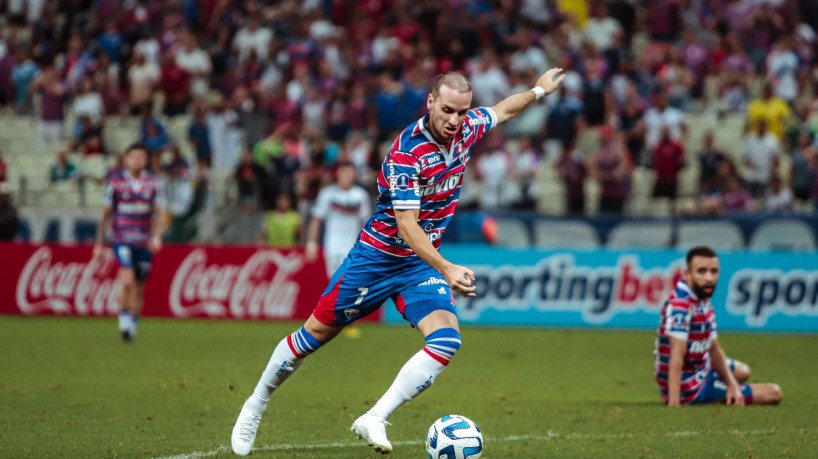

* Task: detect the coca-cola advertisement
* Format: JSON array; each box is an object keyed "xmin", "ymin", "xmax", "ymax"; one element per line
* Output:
[{"xmin": 0, "ymin": 243, "xmax": 380, "ymax": 322}]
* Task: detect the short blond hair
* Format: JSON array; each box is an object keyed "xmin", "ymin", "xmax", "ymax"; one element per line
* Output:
[{"xmin": 432, "ymin": 72, "xmax": 472, "ymax": 96}]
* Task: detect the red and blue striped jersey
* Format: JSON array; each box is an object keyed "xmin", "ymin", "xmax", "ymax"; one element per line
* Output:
[
  {"xmin": 104, "ymin": 170, "xmax": 164, "ymax": 246},
  {"xmin": 359, "ymin": 107, "xmax": 498, "ymax": 257},
  {"xmin": 654, "ymin": 280, "xmax": 718, "ymax": 403}
]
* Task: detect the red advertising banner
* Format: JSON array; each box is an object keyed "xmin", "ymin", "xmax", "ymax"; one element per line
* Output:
[{"xmin": 0, "ymin": 243, "xmax": 377, "ymax": 322}]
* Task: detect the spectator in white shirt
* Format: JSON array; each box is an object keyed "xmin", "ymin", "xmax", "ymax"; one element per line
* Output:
[
  {"xmin": 468, "ymin": 51, "xmax": 511, "ymax": 108},
  {"xmin": 127, "ymin": 51, "xmax": 160, "ymax": 113},
  {"xmin": 643, "ymin": 90, "xmax": 686, "ymax": 150},
  {"xmin": 175, "ymin": 30, "xmax": 212, "ymax": 100},
  {"xmin": 742, "ymin": 119, "xmax": 780, "ymax": 199},
  {"xmin": 584, "ymin": 2, "xmax": 622, "ymax": 52},
  {"xmin": 233, "ymin": 17, "xmax": 273, "ymax": 64}
]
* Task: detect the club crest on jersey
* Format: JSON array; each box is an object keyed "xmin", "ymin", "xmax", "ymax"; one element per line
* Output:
[
  {"xmin": 437, "ymin": 287, "xmax": 446, "ymax": 294},
  {"xmin": 344, "ymin": 308, "xmax": 360, "ymax": 320}
]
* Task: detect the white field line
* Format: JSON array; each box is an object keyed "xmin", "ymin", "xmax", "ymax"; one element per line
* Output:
[{"xmin": 155, "ymin": 427, "xmax": 806, "ymax": 459}]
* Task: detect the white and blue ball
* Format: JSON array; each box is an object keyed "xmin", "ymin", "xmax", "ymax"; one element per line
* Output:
[{"xmin": 425, "ymin": 414, "xmax": 483, "ymax": 459}]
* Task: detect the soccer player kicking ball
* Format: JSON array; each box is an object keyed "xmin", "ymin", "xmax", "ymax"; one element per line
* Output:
[
  {"xmin": 655, "ymin": 246, "xmax": 783, "ymax": 406},
  {"xmin": 94, "ymin": 143, "xmax": 164, "ymax": 342},
  {"xmin": 231, "ymin": 68, "xmax": 566, "ymax": 455}
]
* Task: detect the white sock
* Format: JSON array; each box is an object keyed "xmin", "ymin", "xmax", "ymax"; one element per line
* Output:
[
  {"xmin": 367, "ymin": 349, "xmax": 446, "ymax": 420},
  {"xmin": 118, "ymin": 311, "xmax": 131, "ymax": 332},
  {"xmin": 246, "ymin": 337, "xmax": 304, "ymax": 413}
]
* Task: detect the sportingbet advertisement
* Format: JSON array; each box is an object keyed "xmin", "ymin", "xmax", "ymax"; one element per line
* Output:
[{"xmin": 383, "ymin": 246, "xmax": 818, "ymax": 332}]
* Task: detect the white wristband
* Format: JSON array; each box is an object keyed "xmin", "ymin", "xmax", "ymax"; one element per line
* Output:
[{"xmin": 531, "ymin": 86, "xmax": 546, "ymax": 100}]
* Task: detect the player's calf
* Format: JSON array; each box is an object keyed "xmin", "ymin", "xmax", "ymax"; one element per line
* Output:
[{"xmin": 749, "ymin": 383, "xmax": 783, "ymax": 405}]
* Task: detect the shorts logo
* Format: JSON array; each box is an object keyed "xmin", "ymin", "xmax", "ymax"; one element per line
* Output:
[
  {"xmin": 438, "ymin": 287, "xmax": 446, "ymax": 295},
  {"xmin": 418, "ymin": 276, "xmax": 446, "ymax": 286},
  {"xmin": 344, "ymin": 308, "xmax": 360, "ymax": 320}
]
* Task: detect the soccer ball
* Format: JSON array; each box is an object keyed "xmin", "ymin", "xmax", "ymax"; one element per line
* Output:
[{"xmin": 425, "ymin": 414, "xmax": 483, "ymax": 459}]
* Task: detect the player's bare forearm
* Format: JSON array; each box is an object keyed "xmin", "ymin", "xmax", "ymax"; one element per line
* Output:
[
  {"xmin": 667, "ymin": 336, "xmax": 686, "ymax": 406},
  {"xmin": 306, "ymin": 217, "xmax": 322, "ymax": 246},
  {"xmin": 710, "ymin": 339, "xmax": 739, "ymax": 387},
  {"xmin": 395, "ymin": 209, "xmax": 475, "ymax": 297},
  {"xmin": 395, "ymin": 209, "xmax": 451, "ymax": 273},
  {"xmin": 492, "ymin": 67, "xmax": 565, "ymax": 124},
  {"xmin": 491, "ymin": 90, "xmax": 537, "ymax": 125},
  {"xmin": 95, "ymin": 207, "xmax": 113, "ymax": 246},
  {"xmin": 151, "ymin": 206, "xmax": 166, "ymax": 240}
]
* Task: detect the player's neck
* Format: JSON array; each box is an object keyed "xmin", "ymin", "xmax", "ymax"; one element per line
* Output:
[
  {"xmin": 426, "ymin": 117, "xmax": 449, "ymax": 145},
  {"xmin": 128, "ymin": 169, "xmax": 143, "ymax": 179}
]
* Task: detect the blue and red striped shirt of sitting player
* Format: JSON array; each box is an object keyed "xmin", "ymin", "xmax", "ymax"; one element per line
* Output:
[{"xmin": 654, "ymin": 280, "xmax": 753, "ymax": 404}]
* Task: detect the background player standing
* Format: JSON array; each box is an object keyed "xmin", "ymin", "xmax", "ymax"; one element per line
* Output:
[
  {"xmin": 305, "ymin": 162, "xmax": 371, "ymax": 277},
  {"xmin": 231, "ymin": 68, "xmax": 565, "ymax": 455},
  {"xmin": 654, "ymin": 246, "xmax": 783, "ymax": 406},
  {"xmin": 93, "ymin": 143, "xmax": 164, "ymax": 342}
]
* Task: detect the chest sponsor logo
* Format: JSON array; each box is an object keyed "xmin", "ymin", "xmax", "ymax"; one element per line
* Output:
[{"xmin": 421, "ymin": 173, "xmax": 462, "ymax": 197}]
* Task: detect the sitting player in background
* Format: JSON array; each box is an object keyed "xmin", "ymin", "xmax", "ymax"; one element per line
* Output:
[
  {"xmin": 231, "ymin": 68, "xmax": 566, "ymax": 456},
  {"xmin": 654, "ymin": 246, "xmax": 783, "ymax": 406},
  {"xmin": 93, "ymin": 144, "xmax": 164, "ymax": 342},
  {"xmin": 305, "ymin": 162, "xmax": 371, "ymax": 277}
]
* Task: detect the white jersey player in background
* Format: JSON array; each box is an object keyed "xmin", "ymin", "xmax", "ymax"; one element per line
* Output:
[{"xmin": 305, "ymin": 162, "xmax": 371, "ymax": 276}]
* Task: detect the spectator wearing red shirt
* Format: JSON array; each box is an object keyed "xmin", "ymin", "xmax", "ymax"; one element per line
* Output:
[
  {"xmin": 160, "ymin": 49, "xmax": 191, "ymax": 117},
  {"xmin": 652, "ymin": 125, "xmax": 686, "ymax": 212}
]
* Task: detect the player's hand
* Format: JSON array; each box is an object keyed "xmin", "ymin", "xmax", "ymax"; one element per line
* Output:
[
  {"xmin": 305, "ymin": 241, "xmax": 318, "ymax": 262},
  {"xmin": 535, "ymin": 68, "xmax": 566, "ymax": 95},
  {"xmin": 444, "ymin": 264, "xmax": 476, "ymax": 298},
  {"xmin": 725, "ymin": 385, "xmax": 745, "ymax": 406},
  {"xmin": 92, "ymin": 244, "xmax": 105, "ymax": 261},
  {"xmin": 148, "ymin": 235, "xmax": 162, "ymax": 254}
]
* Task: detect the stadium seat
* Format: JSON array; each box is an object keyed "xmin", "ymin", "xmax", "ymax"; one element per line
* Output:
[
  {"xmin": 607, "ymin": 220, "xmax": 672, "ymax": 249},
  {"xmin": 748, "ymin": 220, "xmax": 817, "ymax": 252},
  {"xmin": 493, "ymin": 218, "xmax": 531, "ymax": 248},
  {"xmin": 676, "ymin": 220, "xmax": 745, "ymax": 251},
  {"xmin": 533, "ymin": 220, "xmax": 599, "ymax": 249}
]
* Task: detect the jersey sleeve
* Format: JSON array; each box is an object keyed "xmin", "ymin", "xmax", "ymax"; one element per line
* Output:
[
  {"xmin": 386, "ymin": 151, "xmax": 421, "ymax": 210},
  {"xmin": 465, "ymin": 107, "xmax": 498, "ymax": 143},
  {"xmin": 664, "ymin": 299, "xmax": 691, "ymax": 340}
]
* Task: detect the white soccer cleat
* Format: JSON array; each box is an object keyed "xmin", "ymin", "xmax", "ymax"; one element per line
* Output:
[
  {"xmin": 351, "ymin": 413, "xmax": 393, "ymax": 454},
  {"xmin": 231, "ymin": 401, "xmax": 263, "ymax": 456}
]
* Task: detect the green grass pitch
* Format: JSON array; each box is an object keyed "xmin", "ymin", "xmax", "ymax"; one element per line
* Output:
[{"xmin": 1, "ymin": 316, "xmax": 816, "ymax": 458}]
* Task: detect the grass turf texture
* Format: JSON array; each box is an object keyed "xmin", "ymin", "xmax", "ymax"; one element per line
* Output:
[{"xmin": 0, "ymin": 316, "xmax": 816, "ymax": 458}]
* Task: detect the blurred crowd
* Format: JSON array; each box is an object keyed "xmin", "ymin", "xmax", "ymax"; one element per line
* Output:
[{"xmin": 1, "ymin": 0, "xmax": 818, "ymax": 244}]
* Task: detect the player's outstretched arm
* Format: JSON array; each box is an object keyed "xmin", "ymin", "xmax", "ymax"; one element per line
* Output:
[
  {"xmin": 394, "ymin": 209, "xmax": 475, "ymax": 298},
  {"xmin": 491, "ymin": 67, "xmax": 565, "ymax": 125}
]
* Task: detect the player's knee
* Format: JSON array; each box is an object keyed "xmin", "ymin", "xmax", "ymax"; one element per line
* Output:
[
  {"xmin": 735, "ymin": 362, "xmax": 751, "ymax": 382},
  {"xmin": 424, "ymin": 328, "xmax": 461, "ymax": 365}
]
